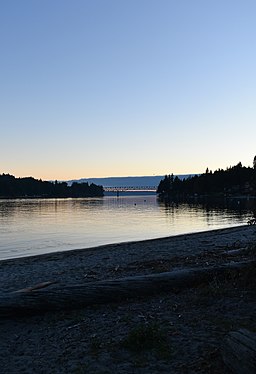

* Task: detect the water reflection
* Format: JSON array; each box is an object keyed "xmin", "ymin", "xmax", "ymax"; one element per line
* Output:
[
  {"xmin": 0, "ymin": 197, "xmax": 104, "ymax": 218},
  {"xmin": 0, "ymin": 196, "xmax": 254, "ymax": 260},
  {"xmin": 157, "ymin": 197, "xmax": 256, "ymax": 228}
]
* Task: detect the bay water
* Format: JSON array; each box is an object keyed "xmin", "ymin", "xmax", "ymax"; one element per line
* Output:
[{"xmin": 0, "ymin": 195, "xmax": 254, "ymax": 260}]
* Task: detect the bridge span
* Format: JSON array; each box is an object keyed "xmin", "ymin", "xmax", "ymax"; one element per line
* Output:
[{"xmin": 104, "ymin": 186, "xmax": 157, "ymax": 192}]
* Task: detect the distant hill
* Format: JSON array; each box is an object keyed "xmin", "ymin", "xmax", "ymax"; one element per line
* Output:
[{"xmin": 66, "ymin": 175, "xmax": 195, "ymax": 188}]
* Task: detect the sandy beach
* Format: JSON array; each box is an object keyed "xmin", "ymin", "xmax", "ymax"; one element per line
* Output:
[{"xmin": 1, "ymin": 225, "xmax": 256, "ymax": 373}]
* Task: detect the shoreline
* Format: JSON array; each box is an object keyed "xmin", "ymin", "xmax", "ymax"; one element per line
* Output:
[
  {"xmin": 1, "ymin": 225, "xmax": 256, "ymax": 373},
  {"xmin": 0, "ymin": 224, "xmax": 251, "ymax": 265},
  {"xmin": 1, "ymin": 225, "xmax": 255, "ymax": 292}
]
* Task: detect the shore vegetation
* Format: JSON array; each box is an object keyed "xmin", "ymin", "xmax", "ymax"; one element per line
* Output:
[
  {"xmin": 157, "ymin": 156, "xmax": 256, "ymax": 199},
  {"xmin": 0, "ymin": 174, "xmax": 104, "ymax": 198}
]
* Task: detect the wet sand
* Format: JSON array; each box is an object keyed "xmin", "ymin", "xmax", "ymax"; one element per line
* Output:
[{"xmin": 0, "ymin": 225, "xmax": 256, "ymax": 373}]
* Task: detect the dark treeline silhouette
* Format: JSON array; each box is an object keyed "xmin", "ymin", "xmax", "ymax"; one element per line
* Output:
[
  {"xmin": 157, "ymin": 157, "xmax": 256, "ymax": 199},
  {"xmin": 0, "ymin": 174, "xmax": 104, "ymax": 198}
]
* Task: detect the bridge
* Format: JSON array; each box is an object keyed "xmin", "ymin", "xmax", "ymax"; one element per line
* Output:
[{"xmin": 104, "ymin": 186, "xmax": 157, "ymax": 192}]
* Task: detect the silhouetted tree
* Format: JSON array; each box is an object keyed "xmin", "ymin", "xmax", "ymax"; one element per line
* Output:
[
  {"xmin": 157, "ymin": 174, "xmax": 174, "ymax": 198},
  {"xmin": 252, "ymin": 156, "xmax": 256, "ymax": 195},
  {"xmin": 253, "ymin": 155, "xmax": 256, "ymax": 170}
]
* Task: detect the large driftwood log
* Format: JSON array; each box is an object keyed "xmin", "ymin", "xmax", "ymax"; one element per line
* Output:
[
  {"xmin": 0, "ymin": 260, "xmax": 254, "ymax": 317},
  {"xmin": 222, "ymin": 329, "xmax": 256, "ymax": 374}
]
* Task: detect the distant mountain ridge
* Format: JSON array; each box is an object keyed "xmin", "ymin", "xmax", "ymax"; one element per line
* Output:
[{"xmin": 67, "ymin": 175, "xmax": 195, "ymax": 188}]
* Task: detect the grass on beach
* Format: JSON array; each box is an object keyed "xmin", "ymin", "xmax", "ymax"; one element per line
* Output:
[{"xmin": 121, "ymin": 321, "xmax": 171, "ymax": 357}]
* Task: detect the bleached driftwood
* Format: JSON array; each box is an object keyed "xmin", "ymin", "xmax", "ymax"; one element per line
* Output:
[{"xmin": 0, "ymin": 260, "xmax": 254, "ymax": 317}]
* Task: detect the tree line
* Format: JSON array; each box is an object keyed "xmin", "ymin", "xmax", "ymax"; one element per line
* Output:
[
  {"xmin": 157, "ymin": 157, "xmax": 256, "ymax": 199},
  {"xmin": 0, "ymin": 174, "xmax": 104, "ymax": 198}
]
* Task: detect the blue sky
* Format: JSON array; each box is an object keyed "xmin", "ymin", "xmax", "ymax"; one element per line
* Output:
[{"xmin": 1, "ymin": 0, "xmax": 256, "ymax": 180}]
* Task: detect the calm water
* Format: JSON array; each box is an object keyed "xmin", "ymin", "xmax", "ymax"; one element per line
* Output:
[{"xmin": 0, "ymin": 195, "xmax": 254, "ymax": 260}]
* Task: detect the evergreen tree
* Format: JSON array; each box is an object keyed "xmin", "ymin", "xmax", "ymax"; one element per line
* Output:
[{"xmin": 157, "ymin": 159, "xmax": 256, "ymax": 199}]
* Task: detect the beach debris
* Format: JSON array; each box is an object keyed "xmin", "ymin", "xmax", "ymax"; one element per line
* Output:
[
  {"xmin": 138, "ymin": 313, "xmax": 147, "ymax": 321},
  {"xmin": 1, "ymin": 260, "xmax": 255, "ymax": 317},
  {"xmin": 247, "ymin": 218, "xmax": 256, "ymax": 225},
  {"xmin": 13, "ymin": 280, "xmax": 58, "ymax": 293},
  {"xmin": 222, "ymin": 329, "xmax": 256, "ymax": 374},
  {"xmin": 66, "ymin": 323, "xmax": 81, "ymax": 330},
  {"xmin": 84, "ymin": 274, "xmax": 98, "ymax": 279}
]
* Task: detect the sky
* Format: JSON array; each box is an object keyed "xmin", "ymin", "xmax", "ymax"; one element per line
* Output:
[{"xmin": 1, "ymin": 0, "xmax": 256, "ymax": 180}]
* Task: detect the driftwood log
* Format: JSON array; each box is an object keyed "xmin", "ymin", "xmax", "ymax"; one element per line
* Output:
[
  {"xmin": 0, "ymin": 260, "xmax": 254, "ymax": 317},
  {"xmin": 222, "ymin": 329, "xmax": 256, "ymax": 374}
]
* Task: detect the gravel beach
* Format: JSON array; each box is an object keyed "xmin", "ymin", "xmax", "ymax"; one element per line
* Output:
[{"xmin": 1, "ymin": 225, "xmax": 256, "ymax": 373}]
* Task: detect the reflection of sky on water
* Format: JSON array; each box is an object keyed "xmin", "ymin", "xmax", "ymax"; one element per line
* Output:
[
  {"xmin": 158, "ymin": 197, "xmax": 256, "ymax": 234},
  {"xmin": 0, "ymin": 196, "xmax": 254, "ymax": 260}
]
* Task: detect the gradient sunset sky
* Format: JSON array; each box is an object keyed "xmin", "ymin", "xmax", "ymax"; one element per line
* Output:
[{"xmin": 1, "ymin": 0, "xmax": 256, "ymax": 180}]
